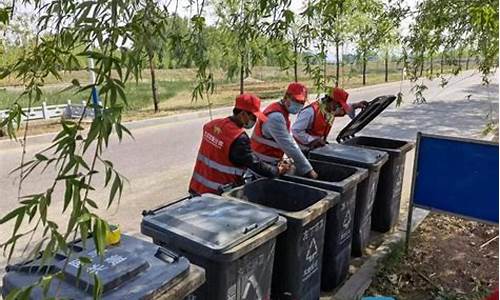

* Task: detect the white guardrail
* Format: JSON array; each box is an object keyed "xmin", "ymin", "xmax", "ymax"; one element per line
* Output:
[{"xmin": 0, "ymin": 100, "xmax": 96, "ymax": 121}]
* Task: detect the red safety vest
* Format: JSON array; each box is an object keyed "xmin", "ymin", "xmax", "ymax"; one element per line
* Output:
[
  {"xmin": 294, "ymin": 101, "xmax": 334, "ymax": 151},
  {"xmin": 485, "ymin": 289, "xmax": 499, "ymax": 300},
  {"xmin": 189, "ymin": 117, "xmax": 246, "ymax": 195},
  {"xmin": 308, "ymin": 101, "xmax": 333, "ymax": 139},
  {"xmin": 251, "ymin": 102, "xmax": 290, "ymax": 163}
]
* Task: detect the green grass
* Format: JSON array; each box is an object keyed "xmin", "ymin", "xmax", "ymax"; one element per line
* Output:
[
  {"xmin": 378, "ymin": 241, "xmax": 406, "ymax": 272},
  {"xmin": 0, "ymin": 80, "xmax": 192, "ymax": 111},
  {"xmin": 0, "ymin": 62, "xmax": 475, "ymax": 113},
  {"xmin": 120, "ymin": 80, "xmax": 192, "ymax": 110}
]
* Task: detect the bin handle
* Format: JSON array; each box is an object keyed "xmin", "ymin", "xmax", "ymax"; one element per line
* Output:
[
  {"xmin": 243, "ymin": 223, "xmax": 258, "ymax": 234},
  {"xmin": 218, "ymin": 181, "xmax": 246, "ymax": 194},
  {"xmin": 142, "ymin": 195, "xmax": 193, "ymax": 216},
  {"xmin": 155, "ymin": 247, "xmax": 179, "ymax": 264},
  {"xmin": 5, "ymin": 263, "xmax": 57, "ymax": 274}
]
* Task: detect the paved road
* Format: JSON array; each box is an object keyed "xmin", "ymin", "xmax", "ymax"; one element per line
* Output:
[{"xmin": 0, "ymin": 70, "xmax": 498, "ymax": 273}]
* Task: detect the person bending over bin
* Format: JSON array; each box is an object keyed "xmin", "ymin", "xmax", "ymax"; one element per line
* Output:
[
  {"xmin": 292, "ymin": 87, "xmax": 368, "ymax": 152},
  {"xmin": 251, "ymin": 82, "xmax": 319, "ymax": 179},
  {"xmin": 189, "ymin": 93, "xmax": 292, "ymax": 196}
]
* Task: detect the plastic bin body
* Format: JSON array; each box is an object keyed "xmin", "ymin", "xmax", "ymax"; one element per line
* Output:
[
  {"xmin": 224, "ymin": 179, "xmax": 338, "ymax": 300},
  {"xmin": 2, "ymin": 235, "xmax": 196, "ymax": 300},
  {"xmin": 309, "ymin": 144, "xmax": 388, "ymax": 256},
  {"xmin": 282, "ymin": 160, "xmax": 367, "ymax": 291},
  {"xmin": 141, "ymin": 195, "xmax": 286, "ymax": 300},
  {"xmin": 342, "ymin": 136, "xmax": 414, "ymax": 232},
  {"xmin": 155, "ymin": 237, "xmax": 276, "ymax": 300}
]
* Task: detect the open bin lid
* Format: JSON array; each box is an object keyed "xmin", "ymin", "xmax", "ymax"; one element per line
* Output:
[
  {"xmin": 142, "ymin": 195, "xmax": 279, "ymax": 254},
  {"xmin": 3, "ymin": 235, "xmax": 191, "ymax": 299},
  {"xmin": 336, "ymin": 95, "xmax": 396, "ymax": 143}
]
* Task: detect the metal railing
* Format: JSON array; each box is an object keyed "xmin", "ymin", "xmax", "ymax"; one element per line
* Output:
[{"xmin": 0, "ymin": 100, "xmax": 95, "ymax": 121}]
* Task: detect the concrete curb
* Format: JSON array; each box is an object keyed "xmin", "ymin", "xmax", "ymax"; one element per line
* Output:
[
  {"xmin": 124, "ymin": 101, "xmax": 270, "ymax": 131},
  {"xmin": 331, "ymin": 208, "xmax": 430, "ymax": 300}
]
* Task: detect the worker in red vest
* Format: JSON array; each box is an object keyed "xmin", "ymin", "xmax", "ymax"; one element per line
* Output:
[
  {"xmin": 189, "ymin": 93, "xmax": 291, "ymax": 195},
  {"xmin": 251, "ymin": 82, "xmax": 318, "ymax": 179},
  {"xmin": 486, "ymin": 289, "xmax": 499, "ymax": 300},
  {"xmin": 292, "ymin": 87, "xmax": 368, "ymax": 151}
]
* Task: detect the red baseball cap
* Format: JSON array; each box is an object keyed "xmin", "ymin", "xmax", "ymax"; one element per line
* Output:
[
  {"xmin": 286, "ymin": 82, "xmax": 308, "ymax": 103},
  {"xmin": 235, "ymin": 93, "xmax": 268, "ymax": 122},
  {"xmin": 331, "ymin": 87, "xmax": 352, "ymax": 113}
]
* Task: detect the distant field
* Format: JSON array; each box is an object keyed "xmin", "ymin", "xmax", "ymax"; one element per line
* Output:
[{"xmin": 0, "ymin": 61, "xmax": 471, "ymax": 115}]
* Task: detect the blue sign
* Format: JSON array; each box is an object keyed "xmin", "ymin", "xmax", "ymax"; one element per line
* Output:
[{"xmin": 412, "ymin": 133, "xmax": 499, "ymax": 223}]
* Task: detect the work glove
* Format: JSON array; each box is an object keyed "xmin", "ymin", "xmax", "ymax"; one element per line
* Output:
[
  {"xmin": 306, "ymin": 169, "xmax": 319, "ymax": 179},
  {"xmin": 277, "ymin": 159, "xmax": 293, "ymax": 176},
  {"xmin": 334, "ymin": 106, "xmax": 347, "ymax": 117},
  {"xmin": 309, "ymin": 138, "xmax": 327, "ymax": 149},
  {"xmin": 353, "ymin": 101, "xmax": 369, "ymax": 110}
]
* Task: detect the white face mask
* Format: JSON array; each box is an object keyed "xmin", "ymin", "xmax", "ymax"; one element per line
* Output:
[
  {"xmin": 287, "ymin": 101, "xmax": 304, "ymax": 114},
  {"xmin": 243, "ymin": 118, "xmax": 256, "ymax": 129}
]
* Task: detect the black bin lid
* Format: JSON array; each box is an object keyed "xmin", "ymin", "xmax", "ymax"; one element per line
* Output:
[
  {"xmin": 310, "ymin": 143, "xmax": 388, "ymax": 168},
  {"xmin": 142, "ymin": 195, "xmax": 279, "ymax": 254},
  {"xmin": 3, "ymin": 235, "xmax": 191, "ymax": 299},
  {"xmin": 336, "ymin": 95, "xmax": 396, "ymax": 143},
  {"xmin": 54, "ymin": 247, "xmax": 149, "ymax": 294}
]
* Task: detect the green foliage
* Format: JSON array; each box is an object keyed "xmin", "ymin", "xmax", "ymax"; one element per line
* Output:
[
  {"xmin": 0, "ymin": 6, "xmax": 10, "ymax": 25},
  {"xmin": 213, "ymin": 0, "xmax": 291, "ymax": 93},
  {"xmin": 0, "ymin": 1, "xmax": 206, "ymax": 299},
  {"xmin": 214, "ymin": 0, "xmax": 264, "ymax": 92},
  {"xmin": 404, "ymin": 0, "xmax": 499, "ymax": 83},
  {"xmin": 410, "ymin": 82, "xmax": 428, "ymax": 104}
]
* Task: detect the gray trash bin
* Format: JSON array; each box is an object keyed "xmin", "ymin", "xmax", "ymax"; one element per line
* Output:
[
  {"xmin": 336, "ymin": 95, "xmax": 415, "ymax": 232},
  {"xmin": 2, "ymin": 234, "xmax": 201, "ymax": 299},
  {"xmin": 224, "ymin": 178, "xmax": 339, "ymax": 300},
  {"xmin": 309, "ymin": 144, "xmax": 388, "ymax": 256},
  {"xmin": 141, "ymin": 195, "xmax": 286, "ymax": 300},
  {"xmin": 282, "ymin": 161, "xmax": 367, "ymax": 291}
]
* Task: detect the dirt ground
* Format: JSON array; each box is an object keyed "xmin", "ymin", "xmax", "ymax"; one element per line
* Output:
[{"xmin": 367, "ymin": 213, "xmax": 499, "ymax": 300}]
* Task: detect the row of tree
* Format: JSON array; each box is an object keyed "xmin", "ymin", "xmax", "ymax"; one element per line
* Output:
[{"xmin": 2, "ymin": 1, "xmax": 495, "ymax": 109}]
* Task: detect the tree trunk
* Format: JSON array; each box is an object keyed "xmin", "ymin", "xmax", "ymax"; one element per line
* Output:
[
  {"xmin": 240, "ymin": 53, "xmax": 244, "ymax": 94},
  {"xmin": 430, "ymin": 53, "xmax": 433, "ymax": 76},
  {"xmin": 419, "ymin": 52, "xmax": 424, "ymax": 77},
  {"xmin": 335, "ymin": 0, "xmax": 343, "ymax": 87},
  {"xmin": 323, "ymin": 50, "xmax": 327, "ymax": 89},
  {"xmin": 440, "ymin": 52, "xmax": 444, "ymax": 74},
  {"xmin": 362, "ymin": 52, "xmax": 367, "ymax": 85},
  {"xmin": 293, "ymin": 41, "xmax": 298, "ymax": 82},
  {"xmin": 148, "ymin": 52, "xmax": 160, "ymax": 113},
  {"xmin": 458, "ymin": 50, "xmax": 462, "ymax": 70},
  {"xmin": 384, "ymin": 49, "xmax": 389, "ymax": 82},
  {"xmin": 466, "ymin": 56, "xmax": 470, "ymax": 70},
  {"xmin": 341, "ymin": 47, "xmax": 345, "ymax": 86},
  {"xmin": 335, "ymin": 41, "xmax": 340, "ymax": 87}
]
